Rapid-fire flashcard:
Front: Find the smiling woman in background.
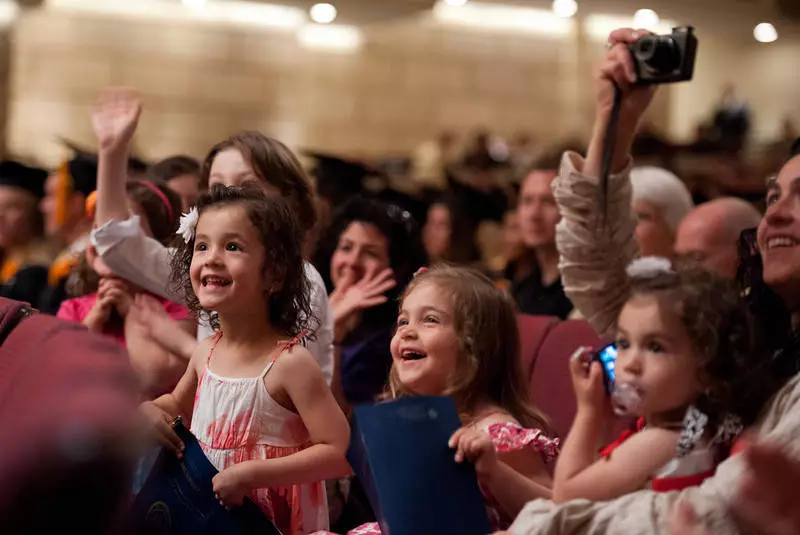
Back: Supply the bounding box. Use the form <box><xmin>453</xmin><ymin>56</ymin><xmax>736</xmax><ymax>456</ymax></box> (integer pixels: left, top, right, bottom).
<box><xmin>314</xmin><ymin>197</ymin><xmax>427</xmax><ymax>410</ymax></box>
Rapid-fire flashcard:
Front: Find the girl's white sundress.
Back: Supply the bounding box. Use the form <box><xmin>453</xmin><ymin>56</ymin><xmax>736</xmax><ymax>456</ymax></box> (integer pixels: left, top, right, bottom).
<box><xmin>191</xmin><ymin>331</ymin><xmax>328</xmax><ymax>534</ymax></box>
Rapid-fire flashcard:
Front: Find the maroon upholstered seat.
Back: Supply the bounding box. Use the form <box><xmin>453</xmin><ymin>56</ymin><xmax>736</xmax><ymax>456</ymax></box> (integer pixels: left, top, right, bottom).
<box><xmin>516</xmin><ymin>314</ymin><xmax>559</xmax><ymax>381</ymax></box>
<box><xmin>0</xmin><ymin>297</ymin><xmax>138</xmax><ymax>532</ymax></box>
<box><xmin>529</xmin><ymin>319</ymin><xmax>603</xmax><ymax>439</ymax></box>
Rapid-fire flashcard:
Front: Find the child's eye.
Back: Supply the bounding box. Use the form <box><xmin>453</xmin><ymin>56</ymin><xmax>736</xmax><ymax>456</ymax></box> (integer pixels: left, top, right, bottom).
<box><xmin>766</xmin><ymin>192</ymin><xmax>780</xmax><ymax>206</ymax></box>
<box><xmin>195</xmin><ymin>242</ymin><xmax>208</xmax><ymax>252</ymax></box>
<box><xmin>424</xmin><ymin>315</ymin><xmax>439</xmax><ymax>324</ymax></box>
<box><xmin>615</xmin><ymin>338</ymin><xmax>629</xmax><ymax>350</ymax></box>
<box><xmin>396</xmin><ymin>318</ymin><xmax>409</xmax><ymax>327</ymax></box>
<box><xmin>226</xmin><ymin>242</ymin><xmax>241</xmax><ymax>252</ymax></box>
<box><xmin>648</xmin><ymin>341</ymin><xmax>664</xmax><ymax>353</ymax></box>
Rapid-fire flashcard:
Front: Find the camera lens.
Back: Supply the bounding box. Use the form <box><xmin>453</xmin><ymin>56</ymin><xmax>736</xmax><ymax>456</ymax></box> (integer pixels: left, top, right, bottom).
<box><xmin>632</xmin><ymin>35</ymin><xmax>681</xmax><ymax>74</ymax></box>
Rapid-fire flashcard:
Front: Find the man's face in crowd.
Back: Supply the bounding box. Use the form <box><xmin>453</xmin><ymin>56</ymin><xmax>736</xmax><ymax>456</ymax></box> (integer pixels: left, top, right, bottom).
<box><xmin>518</xmin><ymin>170</ymin><xmax>560</xmax><ymax>249</ymax></box>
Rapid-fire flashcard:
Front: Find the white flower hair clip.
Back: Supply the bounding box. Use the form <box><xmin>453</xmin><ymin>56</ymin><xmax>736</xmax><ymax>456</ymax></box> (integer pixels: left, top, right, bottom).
<box><xmin>177</xmin><ymin>207</ymin><xmax>199</xmax><ymax>244</ymax></box>
<box><xmin>626</xmin><ymin>256</ymin><xmax>674</xmax><ymax>279</ymax></box>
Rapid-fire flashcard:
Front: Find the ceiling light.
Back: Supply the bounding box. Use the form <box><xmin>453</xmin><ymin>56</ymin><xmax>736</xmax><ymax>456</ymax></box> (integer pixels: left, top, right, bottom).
<box><xmin>298</xmin><ymin>24</ymin><xmax>361</xmax><ymax>51</ymax></box>
<box><xmin>309</xmin><ymin>3</ymin><xmax>337</xmax><ymax>24</ymax></box>
<box><xmin>633</xmin><ymin>9</ymin><xmax>659</xmax><ymax>28</ymax></box>
<box><xmin>433</xmin><ymin>2</ymin><xmax>571</xmax><ymax>36</ymax></box>
<box><xmin>753</xmin><ymin>22</ymin><xmax>778</xmax><ymax>43</ymax></box>
<box><xmin>552</xmin><ymin>0</ymin><xmax>577</xmax><ymax>19</ymax></box>
<box><xmin>182</xmin><ymin>0</ymin><xmax>206</xmax><ymax>6</ymax></box>
<box><xmin>0</xmin><ymin>0</ymin><xmax>17</xmax><ymax>26</ymax></box>
<box><xmin>444</xmin><ymin>0</ymin><xmax>468</xmax><ymax>6</ymax></box>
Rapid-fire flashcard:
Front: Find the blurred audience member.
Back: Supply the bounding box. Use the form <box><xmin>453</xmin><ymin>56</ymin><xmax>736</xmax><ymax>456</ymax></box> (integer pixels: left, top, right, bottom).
<box><xmin>58</xmin><ymin>176</ymin><xmax>191</xmax><ymax>399</ymax></box>
<box><xmin>510</xmin><ymin>161</ymin><xmax>572</xmax><ymax>318</ymax></box>
<box><xmin>462</xmin><ymin>129</ymin><xmax>508</xmax><ymax>172</ymax></box>
<box><xmin>509</xmin><ymin>132</ymin><xmax>540</xmax><ymax>180</ymax></box>
<box><xmin>630</xmin><ymin>166</ymin><xmax>694</xmax><ymax>258</ymax></box>
<box><xmin>674</xmin><ymin>197</ymin><xmax>761</xmax><ymax>279</ymax></box>
<box><xmin>39</xmin><ymin>151</ymin><xmax>98</xmax><ymax>314</ymax></box>
<box><xmin>502</xmin><ymin>210</ymin><xmax>525</xmax><ymax>267</ymax></box>
<box><xmin>779</xmin><ymin>116</ymin><xmax>797</xmax><ymax>144</ymax></box>
<box><xmin>314</xmin><ymin>198</ymin><xmax>427</xmax><ymax>409</ymax></box>
<box><xmin>712</xmin><ymin>84</ymin><xmax>751</xmax><ymax>153</ymax></box>
<box><xmin>410</xmin><ymin>131</ymin><xmax>458</xmax><ymax>192</ymax></box>
<box><xmin>422</xmin><ymin>201</ymin><xmax>452</xmax><ymax>263</ymax></box>
<box><xmin>149</xmin><ymin>155</ymin><xmax>201</xmax><ymax>212</ymax></box>
<box><xmin>0</xmin><ymin>162</ymin><xmax>54</xmax><ymax>306</ymax></box>
<box><xmin>448</xmin><ymin>130</ymin><xmax>510</xmax><ymax>265</ymax></box>
<box><xmin>488</xmin><ymin>210</ymin><xmax>525</xmax><ymax>287</ymax></box>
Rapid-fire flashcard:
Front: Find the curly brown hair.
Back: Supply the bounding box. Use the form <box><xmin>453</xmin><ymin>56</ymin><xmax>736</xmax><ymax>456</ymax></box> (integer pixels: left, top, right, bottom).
<box><xmin>627</xmin><ymin>267</ymin><xmax>776</xmax><ymax>426</ymax></box>
<box><xmin>388</xmin><ymin>264</ymin><xmax>551</xmax><ymax>432</ymax></box>
<box><xmin>199</xmin><ymin>132</ymin><xmax>317</xmax><ymax>239</ymax></box>
<box><xmin>169</xmin><ymin>184</ymin><xmax>314</xmax><ymax>336</ymax></box>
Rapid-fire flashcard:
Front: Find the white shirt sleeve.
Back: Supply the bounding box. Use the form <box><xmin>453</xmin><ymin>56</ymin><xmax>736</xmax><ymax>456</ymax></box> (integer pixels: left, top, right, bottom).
<box><xmin>91</xmin><ymin>216</ymin><xmax>182</xmax><ymax>303</ymax></box>
<box><xmin>303</xmin><ymin>262</ymin><xmax>334</xmax><ymax>385</ymax></box>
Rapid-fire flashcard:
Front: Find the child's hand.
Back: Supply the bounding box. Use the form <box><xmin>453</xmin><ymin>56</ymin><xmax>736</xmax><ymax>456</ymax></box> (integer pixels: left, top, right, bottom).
<box><xmin>140</xmin><ymin>401</ymin><xmax>185</xmax><ymax>457</ymax></box>
<box><xmin>213</xmin><ymin>463</ymin><xmax>253</xmax><ymax>509</ymax></box>
<box><xmin>448</xmin><ymin>427</ymin><xmax>498</xmax><ymax>478</ymax></box>
<box><xmin>127</xmin><ymin>293</ymin><xmax>168</xmax><ymax>335</ymax></box>
<box><xmin>100</xmin><ymin>277</ymin><xmax>134</xmax><ymax>317</ymax></box>
<box><xmin>91</xmin><ymin>87</ymin><xmax>142</xmax><ymax>153</ymax></box>
<box><xmin>569</xmin><ymin>347</ymin><xmax>607</xmax><ymax>414</ymax></box>
<box><xmin>83</xmin><ymin>289</ymin><xmax>115</xmax><ymax>332</ymax></box>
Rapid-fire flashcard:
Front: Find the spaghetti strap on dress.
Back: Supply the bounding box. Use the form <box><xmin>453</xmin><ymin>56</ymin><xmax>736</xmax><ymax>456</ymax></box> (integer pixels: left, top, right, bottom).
<box><xmin>191</xmin><ymin>331</ymin><xmax>327</xmax><ymax>534</ymax></box>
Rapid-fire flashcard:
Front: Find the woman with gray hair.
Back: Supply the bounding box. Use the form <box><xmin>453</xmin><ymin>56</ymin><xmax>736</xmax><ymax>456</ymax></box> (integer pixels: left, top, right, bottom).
<box><xmin>630</xmin><ymin>166</ymin><xmax>694</xmax><ymax>257</ymax></box>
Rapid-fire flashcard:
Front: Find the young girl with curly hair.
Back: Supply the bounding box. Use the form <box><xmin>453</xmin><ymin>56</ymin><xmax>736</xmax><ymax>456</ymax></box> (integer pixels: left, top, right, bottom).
<box><xmin>552</xmin><ymin>257</ymin><xmax>774</xmax><ymax>503</ymax></box>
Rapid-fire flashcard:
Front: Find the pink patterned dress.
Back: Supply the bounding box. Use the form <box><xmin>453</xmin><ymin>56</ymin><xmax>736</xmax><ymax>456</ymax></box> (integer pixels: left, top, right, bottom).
<box><xmin>316</xmin><ymin>419</ymin><xmax>559</xmax><ymax>535</ymax></box>
<box><xmin>191</xmin><ymin>332</ymin><xmax>328</xmax><ymax>534</ymax></box>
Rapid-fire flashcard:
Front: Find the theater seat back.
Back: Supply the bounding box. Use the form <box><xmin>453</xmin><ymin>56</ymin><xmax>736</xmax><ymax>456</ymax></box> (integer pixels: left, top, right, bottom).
<box><xmin>516</xmin><ymin>314</ymin><xmax>559</xmax><ymax>381</ymax></box>
<box><xmin>530</xmin><ymin>320</ymin><xmax>603</xmax><ymax>439</ymax></box>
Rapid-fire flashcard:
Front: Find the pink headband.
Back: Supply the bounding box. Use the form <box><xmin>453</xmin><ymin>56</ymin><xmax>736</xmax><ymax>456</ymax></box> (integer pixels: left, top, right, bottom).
<box><xmin>136</xmin><ymin>180</ymin><xmax>174</xmax><ymax>222</ymax></box>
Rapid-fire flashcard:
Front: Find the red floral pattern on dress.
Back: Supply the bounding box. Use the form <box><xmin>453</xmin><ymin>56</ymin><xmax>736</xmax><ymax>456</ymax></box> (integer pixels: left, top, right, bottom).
<box><xmin>486</xmin><ymin>422</ymin><xmax>560</xmax><ymax>462</ymax></box>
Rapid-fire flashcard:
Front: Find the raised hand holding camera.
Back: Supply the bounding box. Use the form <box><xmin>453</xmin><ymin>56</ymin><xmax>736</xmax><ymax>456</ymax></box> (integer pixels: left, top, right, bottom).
<box><xmin>629</xmin><ymin>27</ymin><xmax>698</xmax><ymax>85</ymax></box>
<box><xmin>587</xmin><ymin>27</ymin><xmax>698</xmax><ymax>224</ymax></box>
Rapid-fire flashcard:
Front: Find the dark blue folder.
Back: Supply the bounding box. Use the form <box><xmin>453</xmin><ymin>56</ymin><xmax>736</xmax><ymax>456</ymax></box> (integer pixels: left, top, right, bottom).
<box><xmin>348</xmin><ymin>397</ymin><xmax>491</xmax><ymax>535</ymax></box>
<box><xmin>129</xmin><ymin>418</ymin><xmax>281</xmax><ymax>535</ymax></box>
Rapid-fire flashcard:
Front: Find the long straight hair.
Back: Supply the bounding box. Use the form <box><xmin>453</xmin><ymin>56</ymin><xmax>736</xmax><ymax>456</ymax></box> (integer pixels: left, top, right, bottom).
<box><xmin>388</xmin><ymin>264</ymin><xmax>551</xmax><ymax>431</ymax></box>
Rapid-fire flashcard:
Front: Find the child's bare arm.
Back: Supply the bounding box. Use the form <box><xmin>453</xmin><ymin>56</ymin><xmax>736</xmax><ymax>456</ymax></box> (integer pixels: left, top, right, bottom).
<box><xmin>91</xmin><ymin>88</ymin><xmax>141</xmax><ymax>226</ymax></box>
<box><xmin>140</xmin><ymin>339</ymin><xmax>208</xmax><ymax>455</ymax></box>
<box><xmin>553</xmin><ymin>425</ymin><xmax>679</xmax><ymax>503</ymax></box>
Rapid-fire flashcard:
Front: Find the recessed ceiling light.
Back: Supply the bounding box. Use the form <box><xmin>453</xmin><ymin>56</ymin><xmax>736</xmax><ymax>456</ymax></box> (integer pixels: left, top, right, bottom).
<box><xmin>310</xmin><ymin>3</ymin><xmax>337</xmax><ymax>24</ymax></box>
<box><xmin>552</xmin><ymin>0</ymin><xmax>577</xmax><ymax>19</ymax></box>
<box><xmin>753</xmin><ymin>22</ymin><xmax>778</xmax><ymax>43</ymax></box>
<box><xmin>182</xmin><ymin>0</ymin><xmax>206</xmax><ymax>7</ymax></box>
<box><xmin>444</xmin><ymin>0</ymin><xmax>468</xmax><ymax>6</ymax></box>
<box><xmin>633</xmin><ymin>9</ymin><xmax>659</xmax><ymax>28</ymax></box>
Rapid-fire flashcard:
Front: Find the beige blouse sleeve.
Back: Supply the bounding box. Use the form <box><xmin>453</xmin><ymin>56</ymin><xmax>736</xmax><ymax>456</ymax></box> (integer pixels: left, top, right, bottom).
<box><xmin>553</xmin><ymin>152</ymin><xmax>639</xmax><ymax>339</ymax></box>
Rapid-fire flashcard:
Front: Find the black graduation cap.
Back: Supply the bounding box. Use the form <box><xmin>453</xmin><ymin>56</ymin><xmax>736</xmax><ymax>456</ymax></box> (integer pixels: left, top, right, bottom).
<box><xmin>304</xmin><ymin>151</ymin><xmax>375</xmax><ymax>203</ymax></box>
<box><xmin>0</xmin><ymin>161</ymin><xmax>48</xmax><ymax>199</ymax></box>
<box><xmin>59</xmin><ymin>140</ymin><xmax>99</xmax><ymax>197</ymax></box>
<box><xmin>58</xmin><ymin>139</ymin><xmax>150</xmax><ymax>196</ymax></box>
<box><xmin>304</xmin><ymin>150</ymin><xmax>432</xmax><ymax>225</ymax></box>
